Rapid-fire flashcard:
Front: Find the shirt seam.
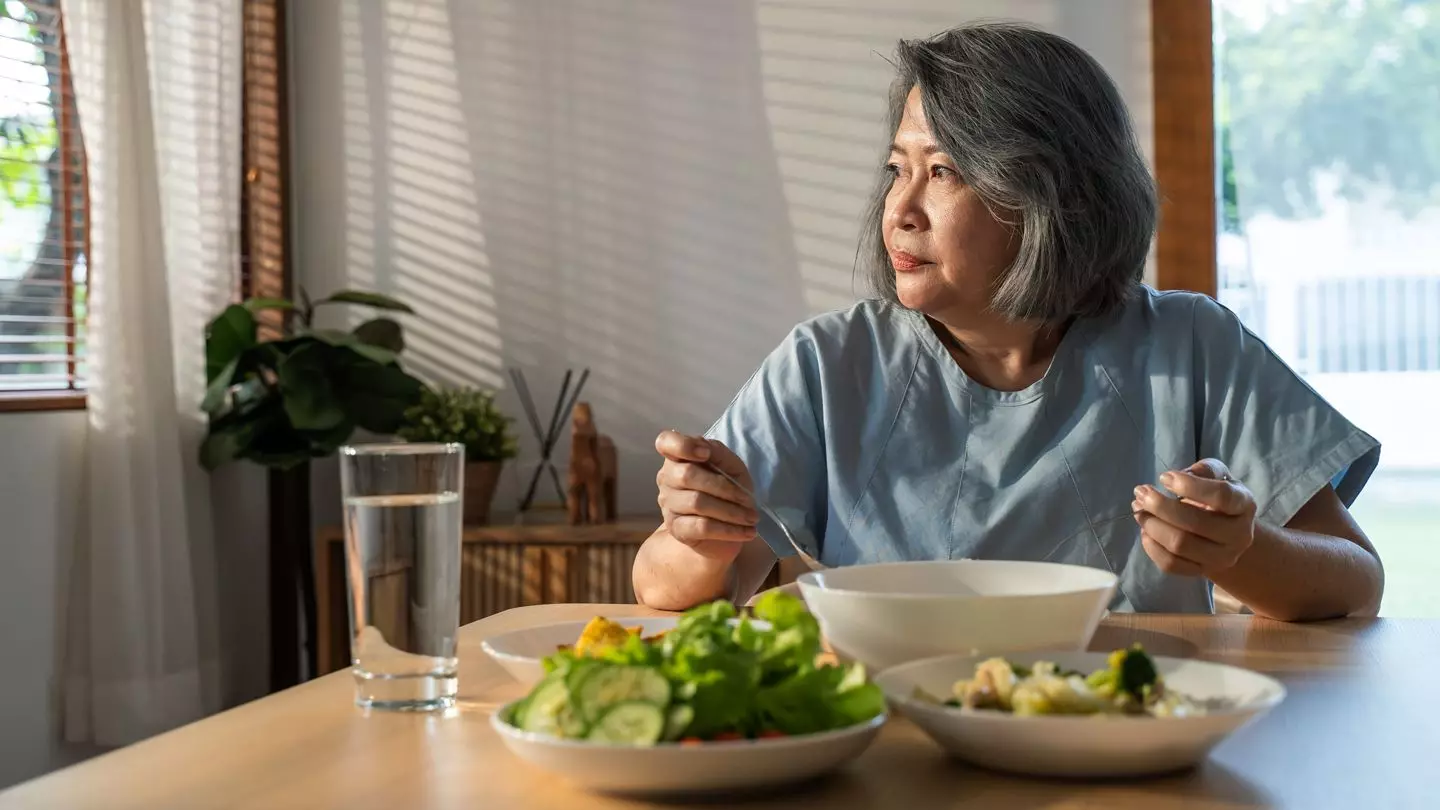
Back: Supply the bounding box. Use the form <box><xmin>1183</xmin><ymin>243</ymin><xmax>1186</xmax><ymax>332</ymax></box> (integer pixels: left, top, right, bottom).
<box><xmin>844</xmin><ymin>344</ymin><xmax>922</xmax><ymax>530</ymax></box>
<box><xmin>1095</xmin><ymin>358</ymin><xmax>1190</xmax><ymax>474</ymax></box>
<box><xmin>1058</xmin><ymin>439</ymin><xmax>1133</xmax><ymax>608</ymax></box>
<box><xmin>945</xmin><ymin>388</ymin><xmax>974</xmax><ymax>560</ymax></box>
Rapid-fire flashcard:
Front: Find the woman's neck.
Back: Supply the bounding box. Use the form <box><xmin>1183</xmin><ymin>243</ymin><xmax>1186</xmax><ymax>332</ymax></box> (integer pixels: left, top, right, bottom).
<box><xmin>927</xmin><ymin>311</ymin><xmax>1069</xmax><ymax>392</ymax></box>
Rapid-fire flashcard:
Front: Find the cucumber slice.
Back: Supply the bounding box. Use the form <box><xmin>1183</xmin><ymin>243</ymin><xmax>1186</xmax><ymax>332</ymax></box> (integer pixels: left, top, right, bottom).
<box><xmin>573</xmin><ymin>665</ymin><xmax>671</xmax><ymax>721</ymax></box>
<box><xmin>519</xmin><ymin>676</ymin><xmax>569</xmax><ymax>736</ymax></box>
<box><xmin>557</xmin><ymin>703</ymin><xmax>589</xmax><ymax>739</ymax></box>
<box><xmin>585</xmin><ymin>701</ymin><xmax>665</xmax><ymax>745</ymax></box>
<box><xmin>662</xmin><ymin>704</ymin><xmax>694</xmax><ymax>742</ymax></box>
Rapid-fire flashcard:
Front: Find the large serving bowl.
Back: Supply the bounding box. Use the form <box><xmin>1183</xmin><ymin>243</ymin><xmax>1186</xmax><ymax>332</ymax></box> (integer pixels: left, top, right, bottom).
<box><xmin>797</xmin><ymin>560</ymin><xmax>1117</xmax><ymax>670</ymax></box>
<box><xmin>874</xmin><ymin>651</ymin><xmax>1285</xmax><ymax>777</ymax></box>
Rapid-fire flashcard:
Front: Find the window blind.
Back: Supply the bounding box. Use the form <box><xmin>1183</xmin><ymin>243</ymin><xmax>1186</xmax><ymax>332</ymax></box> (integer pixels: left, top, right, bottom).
<box><xmin>0</xmin><ymin>0</ymin><xmax>87</xmax><ymax>395</ymax></box>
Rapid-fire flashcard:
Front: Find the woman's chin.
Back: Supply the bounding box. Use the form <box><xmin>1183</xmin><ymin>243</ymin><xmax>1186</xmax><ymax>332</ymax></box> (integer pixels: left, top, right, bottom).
<box><xmin>895</xmin><ymin>276</ymin><xmax>947</xmax><ymax>314</ymax></box>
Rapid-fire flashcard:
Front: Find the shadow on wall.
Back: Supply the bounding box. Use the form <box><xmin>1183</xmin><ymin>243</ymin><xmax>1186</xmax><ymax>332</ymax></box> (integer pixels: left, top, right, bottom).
<box><xmin>336</xmin><ymin>0</ymin><xmax>812</xmax><ymax>514</ymax></box>
<box><xmin>310</xmin><ymin>0</ymin><xmax>1154</xmax><ymax>517</ymax></box>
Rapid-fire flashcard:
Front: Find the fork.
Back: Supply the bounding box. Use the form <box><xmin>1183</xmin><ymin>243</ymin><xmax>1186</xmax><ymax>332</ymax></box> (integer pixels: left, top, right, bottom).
<box><xmin>704</xmin><ymin>463</ymin><xmax>827</xmax><ymax>572</ymax></box>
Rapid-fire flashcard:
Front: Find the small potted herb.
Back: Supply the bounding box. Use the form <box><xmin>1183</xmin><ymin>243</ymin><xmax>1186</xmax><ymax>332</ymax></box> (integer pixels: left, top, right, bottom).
<box><xmin>398</xmin><ymin>386</ymin><xmax>518</xmax><ymax>524</ymax></box>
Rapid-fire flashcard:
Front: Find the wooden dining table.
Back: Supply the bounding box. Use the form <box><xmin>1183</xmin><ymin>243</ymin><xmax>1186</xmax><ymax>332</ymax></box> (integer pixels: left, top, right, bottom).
<box><xmin>1</xmin><ymin>605</ymin><xmax>1436</xmax><ymax>809</ymax></box>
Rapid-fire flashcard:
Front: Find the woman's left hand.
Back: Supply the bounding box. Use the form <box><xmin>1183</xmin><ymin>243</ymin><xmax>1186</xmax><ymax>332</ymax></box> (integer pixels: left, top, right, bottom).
<box><xmin>1133</xmin><ymin>459</ymin><xmax>1257</xmax><ymax>577</ymax></box>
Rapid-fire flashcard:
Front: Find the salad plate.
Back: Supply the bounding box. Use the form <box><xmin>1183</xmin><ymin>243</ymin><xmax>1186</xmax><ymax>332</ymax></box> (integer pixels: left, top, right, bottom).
<box><xmin>874</xmin><ymin>648</ymin><xmax>1285</xmax><ymax>778</ymax></box>
<box><xmin>483</xmin><ymin>617</ymin><xmax>681</xmax><ymax>687</ymax></box>
<box><xmin>491</xmin><ymin>711</ymin><xmax>884</xmax><ymax>795</ymax></box>
<box><xmin>490</xmin><ymin>592</ymin><xmax>888</xmax><ymax>795</ymax></box>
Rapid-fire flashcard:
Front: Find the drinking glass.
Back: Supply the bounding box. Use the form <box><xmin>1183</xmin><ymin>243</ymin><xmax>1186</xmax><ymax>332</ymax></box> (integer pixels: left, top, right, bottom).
<box><xmin>340</xmin><ymin>442</ymin><xmax>464</xmax><ymax>711</ymax></box>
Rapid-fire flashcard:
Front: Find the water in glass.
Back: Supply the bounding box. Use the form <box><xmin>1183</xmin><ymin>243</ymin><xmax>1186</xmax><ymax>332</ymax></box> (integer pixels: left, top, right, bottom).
<box><xmin>343</xmin><ymin>488</ymin><xmax>462</xmax><ymax>711</ymax></box>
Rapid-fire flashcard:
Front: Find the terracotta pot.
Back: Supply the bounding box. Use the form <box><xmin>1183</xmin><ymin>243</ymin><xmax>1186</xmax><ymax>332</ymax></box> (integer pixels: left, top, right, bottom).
<box><xmin>463</xmin><ymin>460</ymin><xmax>504</xmax><ymax>525</ymax></box>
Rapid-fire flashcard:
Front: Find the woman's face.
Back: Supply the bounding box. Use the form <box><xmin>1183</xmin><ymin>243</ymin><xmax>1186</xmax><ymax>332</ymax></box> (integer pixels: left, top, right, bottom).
<box><xmin>883</xmin><ymin>86</ymin><xmax>1019</xmax><ymax>319</ymax></box>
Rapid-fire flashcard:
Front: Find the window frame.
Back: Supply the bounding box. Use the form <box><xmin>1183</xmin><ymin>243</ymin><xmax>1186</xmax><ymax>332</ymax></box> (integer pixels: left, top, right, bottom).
<box><xmin>1150</xmin><ymin>0</ymin><xmax>1218</xmax><ymax>296</ymax></box>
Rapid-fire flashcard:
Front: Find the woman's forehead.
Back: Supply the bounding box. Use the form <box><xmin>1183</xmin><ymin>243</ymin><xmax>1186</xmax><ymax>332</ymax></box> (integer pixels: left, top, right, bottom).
<box><xmin>894</xmin><ymin>87</ymin><xmax>935</xmax><ymax>148</ymax></box>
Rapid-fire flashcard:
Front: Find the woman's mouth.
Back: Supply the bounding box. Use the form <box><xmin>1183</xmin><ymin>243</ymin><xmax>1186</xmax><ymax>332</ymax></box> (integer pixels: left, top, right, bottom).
<box><xmin>890</xmin><ymin>250</ymin><xmax>930</xmax><ymax>272</ymax></box>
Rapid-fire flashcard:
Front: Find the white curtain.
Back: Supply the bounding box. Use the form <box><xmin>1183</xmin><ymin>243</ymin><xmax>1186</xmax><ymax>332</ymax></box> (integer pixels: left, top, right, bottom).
<box><xmin>59</xmin><ymin>0</ymin><xmax>241</xmax><ymax>745</ymax></box>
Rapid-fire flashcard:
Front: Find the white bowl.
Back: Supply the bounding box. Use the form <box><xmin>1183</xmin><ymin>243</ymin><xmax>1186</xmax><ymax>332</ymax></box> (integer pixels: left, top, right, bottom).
<box><xmin>481</xmin><ymin>618</ymin><xmax>681</xmax><ymax>687</ymax></box>
<box><xmin>491</xmin><ymin>707</ymin><xmax>885</xmax><ymax>795</ymax></box>
<box><xmin>874</xmin><ymin>651</ymin><xmax>1285</xmax><ymax>777</ymax></box>
<box><xmin>797</xmin><ymin>561</ymin><xmax>1117</xmax><ymax>671</ymax></box>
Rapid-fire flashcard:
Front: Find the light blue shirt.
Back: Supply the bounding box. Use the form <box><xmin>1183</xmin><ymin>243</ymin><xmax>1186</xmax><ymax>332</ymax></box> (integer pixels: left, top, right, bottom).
<box><xmin>706</xmin><ymin>287</ymin><xmax>1381</xmax><ymax>613</ymax></box>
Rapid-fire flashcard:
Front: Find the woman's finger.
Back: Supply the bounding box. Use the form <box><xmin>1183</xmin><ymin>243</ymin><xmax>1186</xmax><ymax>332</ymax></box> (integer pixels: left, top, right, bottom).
<box><xmin>658</xmin><ymin>460</ymin><xmax>752</xmax><ymax>506</ymax></box>
<box><xmin>1135</xmin><ymin>485</ymin><xmax>1234</xmax><ymax>541</ymax></box>
<box><xmin>660</xmin><ymin>488</ymin><xmax>759</xmax><ymax>528</ymax></box>
<box><xmin>1140</xmin><ymin>532</ymin><xmax>1204</xmax><ymax>577</ymax></box>
<box><xmin>1135</xmin><ymin>509</ymin><xmax>1232</xmax><ymax>568</ymax></box>
<box><xmin>1160</xmin><ymin>469</ymin><xmax>1252</xmax><ymax>517</ymax></box>
<box><xmin>655</xmin><ymin>429</ymin><xmax>713</xmax><ymax>463</ymax></box>
<box><xmin>1187</xmin><ymin>458</ymin><xmax>1233</xmax><ymax>481</ymax></box>
<box><xmin>703</xmin><ymin>438</ymin><xmax>752</xmax><ymax>481</ymax></box>
<box><xmin>667</xmin><ymin>514</ymin><xmax>758</xmax><ymax>544</ymax></box>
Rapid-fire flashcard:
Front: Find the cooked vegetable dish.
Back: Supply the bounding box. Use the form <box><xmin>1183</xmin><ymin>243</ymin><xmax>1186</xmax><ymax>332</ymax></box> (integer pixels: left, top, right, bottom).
<box><xmin>501</xmin><ymin>592</ymin><xmax>885</xmax><ymax>745</ymax></box>
<box><xmin>922</xmin><ymin>646</ymin><xmax>1203</xmax><ymax>718</ymax></box>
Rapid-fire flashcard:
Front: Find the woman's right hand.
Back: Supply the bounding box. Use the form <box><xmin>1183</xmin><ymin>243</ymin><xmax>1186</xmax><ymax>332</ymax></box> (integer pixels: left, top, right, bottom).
<box><xmin>654</xmin><ymin>429</ymin><xmax>761</xmax><ymax>563</ymax></box>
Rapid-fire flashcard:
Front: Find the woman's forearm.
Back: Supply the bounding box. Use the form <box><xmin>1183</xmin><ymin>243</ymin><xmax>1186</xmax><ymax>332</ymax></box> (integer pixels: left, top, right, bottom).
<box><xmin>1210</xmin><ymin>521</ymin><xmax>1383</xmax><ymax>622</ymax></box>
<box><xmin>633</xmin><ymin>528</ymin><xmax>735</xmax><ymax>611</ymax></box>
<box><xmin>634</xmin><ymin>528</ymin><xmax>780</xmax><ymax>611</ymax></box>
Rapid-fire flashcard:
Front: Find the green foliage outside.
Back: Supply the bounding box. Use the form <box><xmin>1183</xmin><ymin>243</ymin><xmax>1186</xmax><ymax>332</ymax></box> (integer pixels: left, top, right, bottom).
<box><xmin>1218</xmin><ymin>0</ymin><xmax>1440</xmax><ymax>229</ymax></box>
<box><xmin>0</xmin><ymin>1</ymin><xmax>56</xmax><ymax>226</ymax></box>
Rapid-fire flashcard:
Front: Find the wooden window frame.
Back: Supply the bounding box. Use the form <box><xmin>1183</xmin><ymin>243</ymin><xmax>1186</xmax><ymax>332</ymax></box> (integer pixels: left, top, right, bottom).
<box><xmin>1151</xmin><ymin>0</ymin><xmax>1217</xmax><ymax>296</ymax></box>
<box><xmin>0</xmin><ymin>0</ymin><xmax>88</xmax><ymax>413</ymax></box>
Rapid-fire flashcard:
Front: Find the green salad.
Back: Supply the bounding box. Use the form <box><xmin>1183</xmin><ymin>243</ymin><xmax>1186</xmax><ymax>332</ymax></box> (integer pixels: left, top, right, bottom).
<box><xmin>500</xmin><ymin>591</ymin><xmax>885</xmax><ymax>745</ymax></box>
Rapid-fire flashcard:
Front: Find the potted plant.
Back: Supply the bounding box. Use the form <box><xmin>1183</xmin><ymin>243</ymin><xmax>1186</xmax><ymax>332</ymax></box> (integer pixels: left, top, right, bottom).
<box><xmin>397</xmin><ymin>387</ymin><xmax>518</xmax><ymax>525</ymax></box>
<box><xmin>199</xmin><ymin>287</ymin><xmax>427</xmax><ymax>688</ymax></box>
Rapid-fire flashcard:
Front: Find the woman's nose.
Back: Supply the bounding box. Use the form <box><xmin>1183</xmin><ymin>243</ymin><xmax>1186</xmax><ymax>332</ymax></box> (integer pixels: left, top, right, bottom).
<box><xmin>886</xmin><ymin>182</ymin><xmax>927</xmax><ymax>232</ymax></box>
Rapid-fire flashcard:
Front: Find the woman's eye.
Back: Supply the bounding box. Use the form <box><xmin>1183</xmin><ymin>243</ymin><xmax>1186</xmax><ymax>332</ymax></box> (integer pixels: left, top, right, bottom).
<box><xmin>930</xmin><ymin>165</ymin><xmax>957</xmax><ymax>180</ymax></box>
<box><xmin>883</xmin><ymin>163</ymin><xmax>902</xmax><ymax>176</ymax></box>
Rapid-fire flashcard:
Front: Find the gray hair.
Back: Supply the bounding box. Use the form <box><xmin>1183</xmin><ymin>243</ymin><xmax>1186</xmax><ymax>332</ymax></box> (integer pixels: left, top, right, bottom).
<box><xmin>859</xmin><ymin>22</ymin><xmax>1157</xmax><ymax>321</ymax></box>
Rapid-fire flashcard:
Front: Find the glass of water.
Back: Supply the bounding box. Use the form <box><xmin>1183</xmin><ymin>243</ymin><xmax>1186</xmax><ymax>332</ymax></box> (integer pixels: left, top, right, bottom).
<box><xmin>340</xmin><ymin>442</ymin><xmax>464</xmax><ymax>711</ymax></box>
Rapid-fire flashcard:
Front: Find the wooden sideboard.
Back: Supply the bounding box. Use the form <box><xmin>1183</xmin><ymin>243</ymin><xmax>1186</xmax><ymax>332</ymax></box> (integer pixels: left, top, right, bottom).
<box><xmin>313</xmin><ymin>516</ymin><xmax>789</xmax><ymax>675</ymax></box>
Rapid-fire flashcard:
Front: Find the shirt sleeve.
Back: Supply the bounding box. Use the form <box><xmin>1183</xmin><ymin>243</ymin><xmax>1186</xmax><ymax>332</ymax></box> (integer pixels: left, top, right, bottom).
<box><xmin>704</xmin><ymin>326</ymin><xmax>829</xmax><ymax>561</ymax></box>
<box><xmin>1191</xmin><ymin>295</ymin><xmax>1381</xmax><ymax>526</ymax></box>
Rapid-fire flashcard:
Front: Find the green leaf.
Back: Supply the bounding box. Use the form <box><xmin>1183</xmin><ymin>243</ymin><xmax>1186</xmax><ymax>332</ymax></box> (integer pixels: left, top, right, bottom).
<box><xmin>315</xmin><ymin>289</ymin><xmax>415</xmax><ymax>314</ymax></box>
<box><xmin>301</xmin><ymin>417</ymin><xmax>357</xmax><ymax>456</ymax></box>
<box><xmin>303</xmin><ymin>328</ymin><xmax>396</xmax><ymax>365</ymax></box>
<box><xmin>199</xmin><ymin>420</ymin><xmax>251</xmax><ymax>470</ymax></box>
<box><xmin>239</xmin><ymin>401</ymin><xmax>313</xmax><ymax>469</ymax></box>
<box><xmin>242</xmin><ymin>297</ymin><xmax>296</xmax><ymax>314</ymax></box>
<box><xmin>336</xmin><ymin>357</ymin><xmax>425</xmax><ymax>433</ymax></box>
<box><xmin>353</xmin><ymin>317</ymin><xmax>404</xmax><ymax>353</ymax></box>
<box><xmin>205</xmin><ymin>305</ymin><xmax>257</xmax><ymax>382</ymax></box>
<box><xmin>277</xmin><ymin>343</ymin><xmax>346</xmax><ymax>431</ymax></box>
<box><xmin>347</xmin><ymin>342</ymin><xmax>398</xmax><ymax>366</ymax></box>
<box><xmin>308</xmin><ymin>328</ymin><xmax>357</xmax><ymax>346</ymax></box>
<box><xmin>200</xmin><ymin>358</ymin><xmax>240</xmax><ymax>414</ymax></box>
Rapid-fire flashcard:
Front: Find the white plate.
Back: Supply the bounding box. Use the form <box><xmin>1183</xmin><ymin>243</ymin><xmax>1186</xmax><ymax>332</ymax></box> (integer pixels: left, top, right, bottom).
<box><xmin>491</xmin><ymin>708</ymin><xmax>886</xmax><ymax>796</ymax></box>
<box><xmin>874</xmin><ymin>651</ymin><xmax>1284</xmax><ymax>778</ymax></box>
<box><xmin>481</xmin><ymin>618</ymin><xmax>680</xmax><ymax>687</ymax></box>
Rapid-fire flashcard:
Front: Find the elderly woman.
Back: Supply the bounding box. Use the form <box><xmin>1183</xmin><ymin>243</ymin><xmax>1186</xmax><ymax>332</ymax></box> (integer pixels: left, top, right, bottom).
<box><xmin>632</xmin><ymin>22</ymin><xmax>1382</xmax><ymax>620</ymax></box>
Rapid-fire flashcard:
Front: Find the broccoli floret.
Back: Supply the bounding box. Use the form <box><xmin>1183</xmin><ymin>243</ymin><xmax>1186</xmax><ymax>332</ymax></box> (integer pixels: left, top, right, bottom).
<box><xmin>1111</xmin><ymin>645</ymin><xmax>1159</xmax><ymax>699</ymax></box>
